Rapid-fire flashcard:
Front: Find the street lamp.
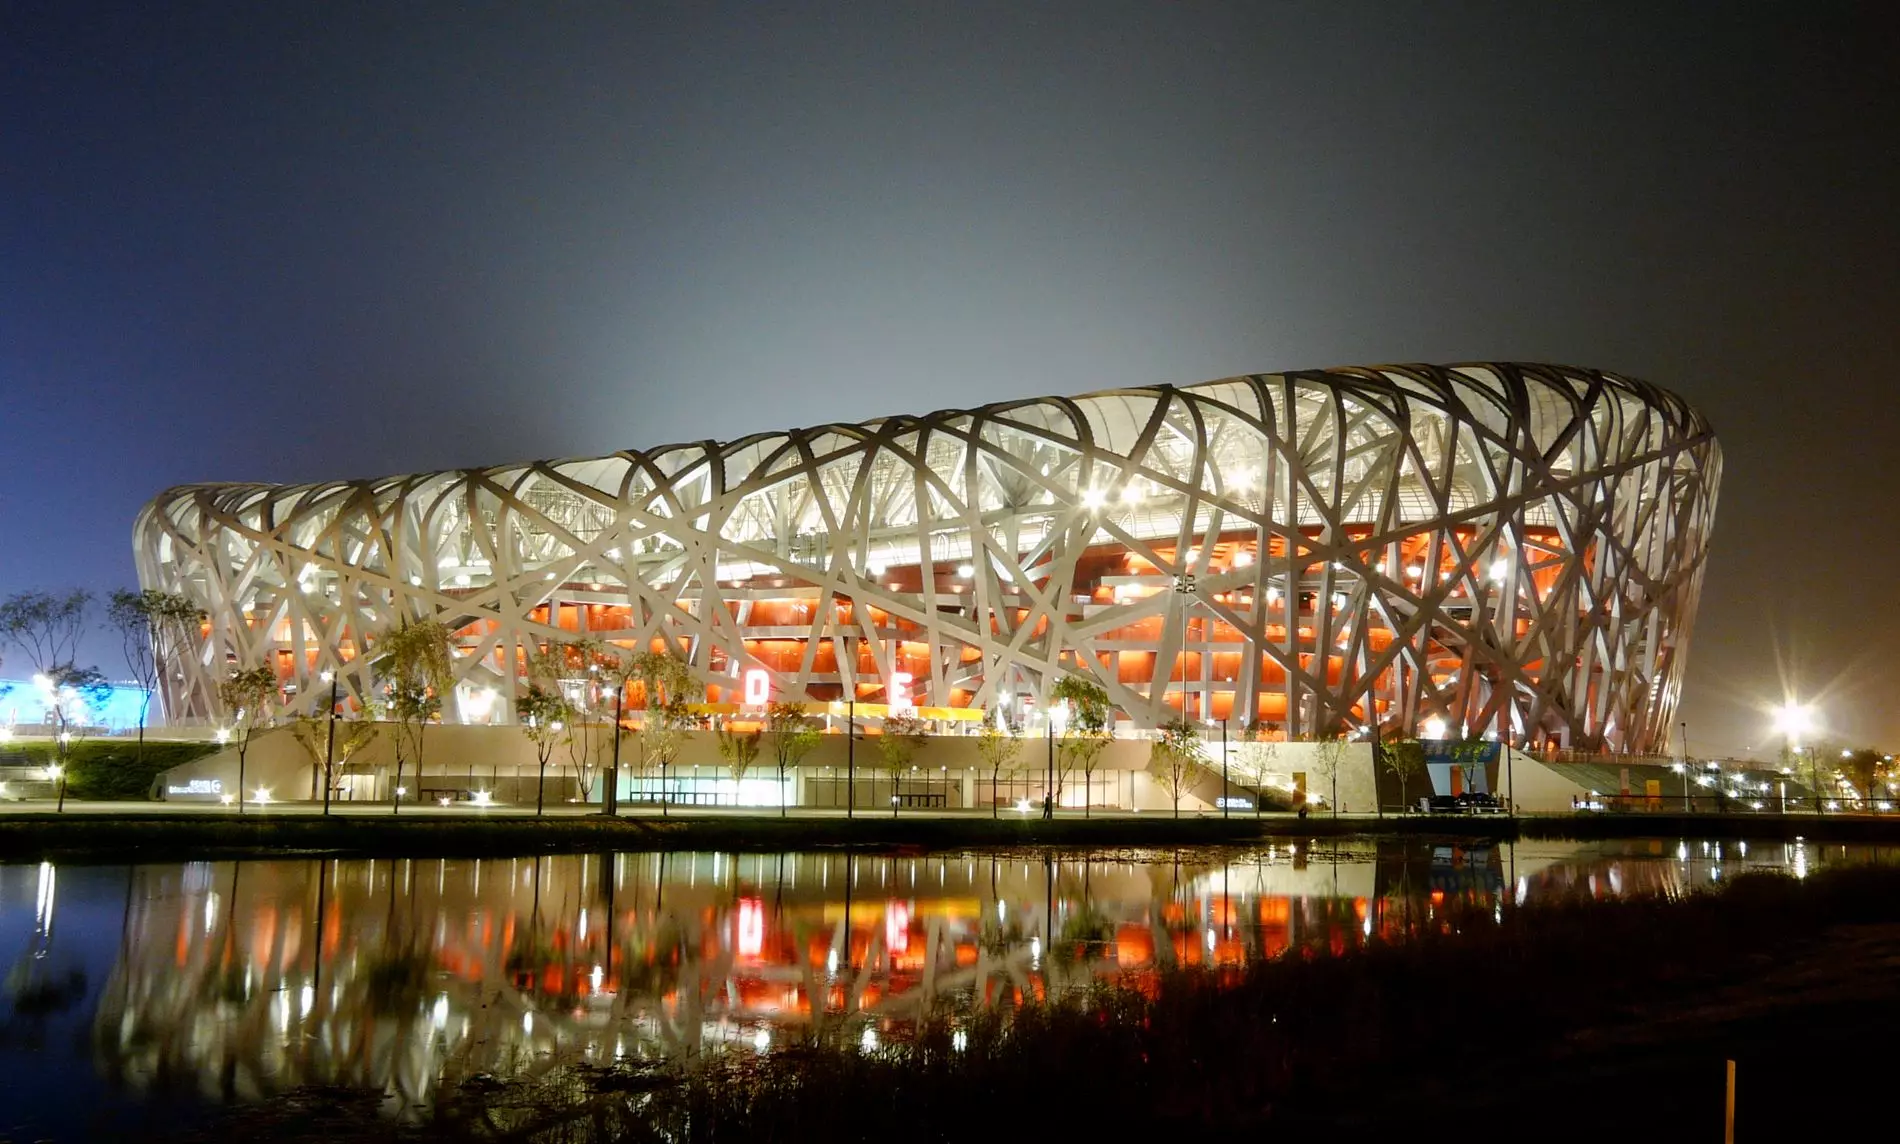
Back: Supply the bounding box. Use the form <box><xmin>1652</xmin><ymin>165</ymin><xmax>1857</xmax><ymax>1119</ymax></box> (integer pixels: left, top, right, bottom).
<box><xmin>1772</xmin><ymin>701</ymin><xmax>1820</xmax><ymax>815</ymax></box>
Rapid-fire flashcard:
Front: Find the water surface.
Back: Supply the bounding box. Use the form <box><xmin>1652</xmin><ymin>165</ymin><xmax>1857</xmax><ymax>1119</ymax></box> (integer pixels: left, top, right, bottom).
<box><xmin>0</xmin><ymin>837</ymin><xmax>1889</xmax><ymax>1139</ymax></box>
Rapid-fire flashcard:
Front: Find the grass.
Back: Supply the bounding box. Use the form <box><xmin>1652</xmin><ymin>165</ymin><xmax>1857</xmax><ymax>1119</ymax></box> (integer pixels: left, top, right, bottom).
<box><xmin>4</xmin><ymin>739</ymin><xmax>218</xmax><ymax>800</ymax></box>
<box><xmin>157</xmin><ymin>862</ymin><xmax>1900</xmax><ymax>1142</ymax></box>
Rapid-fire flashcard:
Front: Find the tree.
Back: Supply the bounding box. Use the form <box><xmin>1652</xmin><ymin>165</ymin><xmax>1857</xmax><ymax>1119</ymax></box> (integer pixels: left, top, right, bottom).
<box><xmin>632</xmin><ymin>647</ymin><xmax>697</xmax><ymax>814</ymax></box>
<box><xmin>217</xmin><ymin>665</ymin><xmax>279</xmax><ymax>813</ymax></box>
<box><xmin>1052</xmin><ymin>676</ymin><xmax>1113</xmax><ymax>816</ymax></box>
<box><xmin>715</xmin><ymin>719</ymin><xmax>765</xmax><ymax>801</ymax></box>
<box><xmin>1149</xmin><ymin>717</ymin><xmax>1203</xmax><ymax>818</ymax></box>
<box><xmin>977</xmin><ymin>706</ymin><xmax>1024</xmax><ymax>818</ymax></box>
<box><xmin>1312</xmin><ymin>737</ymin><xmax>1346</xmax><ymax>817</ymax></box>
<box><xmin>0</xmin><ymin>590</ymin><xmax>91</xmax><ymax>677</ymax></box>
<box><xmin>106</xmin><ymin>589</ymin><xmax>204</xmax><ymax>768</ymax></box>
<box><xmin>515</xmin><ymin>684</ymin><xmax>568</xmax><ymax>814</ymax></box>
<box><xmin>876</xmin><ymin>712</ymin><xmax>929</xmax><ymax>815</ymax></box>
<box><xmin>765</xmin><ymin>701</ymin><xmax>821</xmax><ymax>817</ymax></box>
<box><xmin>38</xmin><ymin>666</ymin><xmax>114</xmax><ymax>811</ymax></box>
<box><xmin>290</xmin><ymin>708</ymin><xmax>379</xmax><ymax>803</ymax></box>
<box><xmin>542</xmin><ymin>639</ymin><xmax>612</xmax><ymax>803</ymax></box>
<box><xmin>1838</xmin><ymin>748</ymin><xmax>1888</xmax><ymax>808</ymax></box>
<box><xmin>1234</xmin><ymin>722</ymin><xmax>1281</xmax><ymax>817</ymax></box>
<box><xmin>0</xmin><ymin>591</ymin><xmax>112</xmax><ymax>813</ymax></box>
<box><xmin>1382</xmin><ymin>738</ymin><xmax>1427</xmax><ymax>813</ymax></box>
<box><xmin>371</xmin><ymin>619</ymin><xmax>454</xmax><ymax>813</ymax></box>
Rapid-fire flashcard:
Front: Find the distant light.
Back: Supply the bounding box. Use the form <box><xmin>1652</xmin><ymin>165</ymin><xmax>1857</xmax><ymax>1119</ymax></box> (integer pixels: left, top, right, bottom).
<box><xmin>1232</xmin><ymin>549</ymin><xmax>1253</xmax><ymax>568</ymax></box>
<box><xmin>1406</xmin><ymin>565</ymin><xmax>1424</xmax><ymax>579</ymax></box>
<box><xmin>1422</xmin><ymin>716</ymin><xmax>1448</xmax><ymax>740</ymax></box>
<box><xmin>753</xmin><ymin>1028</ymin><xmax>770</xmax><ymax>1053</ymax></box>
<box><xmin>866</xmin><ymin>560</ymin><xmax>885</xmax><ymax>577</ymax></box>
<box><xmin>956</xmin><ymin>563</ymin><xmax>975</xmax><ymax>578</ymax></box>
<box><xmin>220</xmin><ymin>793</ymin><xmax>235</xmax><ymax>805</ymax></box>
<box><xmin>1081</xmin><ymin>488</ymin><xmax>1106</xmax><ymax>509</ymax></box>
<box><xmin>1489</xmin><ymin>560</ymin><xmax>1509</xmax><ymax>583</ymax></box>
<box><xmin>215</xmin><ymin>728</ymin><xmax>231</xmax><ymax>743</ymax></box>
<box><xmin>1771</xmin><ymin>701</ymin><xmax>1815</xmax><ymax>741</ymax></box>
<box><xmin>438</xmin><ymin>796</ymin><xmax>452</xmax><ymax>807</ymax></box>
<box><xmin>1120</xmin><ymin>483</ymin><xmax>1142</xmax><ymax>505</ymax></box>
<box><xmin>395</xmin><ymin>786</ymin><xmax>408</xmax><ymax>796</ymax></box>
<box><xmin>253</xmin><ymin>788</ymin><xmax>271</xmax><ymax>805</ymax></box>
<box><xmin>453</xmin><ymin>573</ymin><xmax>471</xmax><ymax>586</ymax></box>
<box><xmin>473</xmin><ymin>790</ymin><xmax>493</xmax><ymax>807</ymax></box>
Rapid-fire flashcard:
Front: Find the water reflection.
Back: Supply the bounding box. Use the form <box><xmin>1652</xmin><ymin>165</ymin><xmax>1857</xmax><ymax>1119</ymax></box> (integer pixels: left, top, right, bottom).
<box><xmin>3</xmin><ymin>837</ymin><xmax>1893</xmax><ymax>1125</ymax></box>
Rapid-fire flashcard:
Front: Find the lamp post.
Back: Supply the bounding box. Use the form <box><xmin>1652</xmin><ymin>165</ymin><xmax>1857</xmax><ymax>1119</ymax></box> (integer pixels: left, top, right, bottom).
<box><xmin>1221</xmin><ymin>717</ymin><xmax>1230</xmax><ymax>819</ymax></box>
<box><xmin>605</xmin><ymin>679</ymin><xmax>623</xmax><ymax>817</ymax></box>
<box><xmin>321</xmin><ymin>670</ymin><xmax>338</xmax><ymax>817</ymax></box>
<box><xmin>1045</xmin><ymin>700</ymin><xmax>1069</xmax><ymax>821</ymax></box>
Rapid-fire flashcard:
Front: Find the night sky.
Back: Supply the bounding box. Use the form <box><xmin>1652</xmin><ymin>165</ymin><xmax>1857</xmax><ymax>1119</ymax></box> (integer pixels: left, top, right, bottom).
<box><xmin>3</xmin><ymin>2</ymin><xmax>1896</xmax><ymax>757</ymax></box>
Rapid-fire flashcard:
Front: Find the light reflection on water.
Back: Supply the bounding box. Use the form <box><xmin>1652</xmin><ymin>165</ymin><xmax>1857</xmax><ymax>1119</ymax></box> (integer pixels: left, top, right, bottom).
<box><xmin>0</xmin><ymin>836</ymin><xmax>1893</xmax><ymax>1128</ymax></box>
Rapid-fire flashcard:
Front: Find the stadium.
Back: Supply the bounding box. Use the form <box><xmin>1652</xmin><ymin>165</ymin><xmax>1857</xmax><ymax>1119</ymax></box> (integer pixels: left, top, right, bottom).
<box><xmin>135</xmin><ymin>363</ymin><xmax>1719</xmax><ymax>807</ymax></box>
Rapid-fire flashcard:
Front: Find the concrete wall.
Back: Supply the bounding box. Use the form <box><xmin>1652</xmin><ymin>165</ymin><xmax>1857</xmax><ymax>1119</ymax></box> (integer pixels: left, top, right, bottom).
<box><xmin>157</xmin><ymin>724</ymin><xmax>1344</xmax><ymax>809</ymax></box>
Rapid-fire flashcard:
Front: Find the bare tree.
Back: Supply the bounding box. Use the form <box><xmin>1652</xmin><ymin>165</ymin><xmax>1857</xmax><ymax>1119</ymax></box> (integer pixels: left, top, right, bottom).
<box><xmin>106</xmin><ymin>589</ymin><xmax>204</xmax><ymax>767</ymax></box>
<box><xmin>1</xmin><ymin>592</ymin><xmax>112</xmax><ymax>812</ymax></box>
<box><xmin>0</xmin><ymin>590</ymin><xmax>91</xmax><ymax>676</ymax></box>
<box><xmin>715</xmin><ymin>719</ymin><xmax>765</xmax><ymax>803</ymax></box>
<box><xmin>544</xmin><ymin>639</ymin><xmax>613</xmax><ymax>803</ymax></box>
<box><xmin>765</xmin><ymin>701</ymin><xmax>820</xmax><ymax>817</ymax></box>
<box><xmin>1149</xmin><ymin>717</ymin><xmax>1203</xmax><ymax>818</ymax></box>
<box><xmin>1313</xmin><ymin>737</ymin><xmax>1346</xmax><ymax>817</ymax></box>
<box><xmin>876</xmin><ymin>713</ymin><xmax>928</xmax><ymax>815</ymax></box>
<box><xmin>1382</xmin><ymin>738</ymin><xmax>1427</xmax><ymax>813</ymax></box>
<box><xmin>515</xmin><ymin>684</ymin><xmax>568</xmax><ymax>814</ymax></box>
<box><xmin>1234</xmin><ymin>722</ymin><xmax>1281</xmax><ymax>816</ymax></box>
<box><xmin>290</xmin><ymin>709</ymin><xmax>378</xmax><ymax>803</ymax></box>
<box><xmin>38</xmin><ymin>666</ymin><xmax>113</xmax><ymax>811</ymax></box>
<box><xmin>217</xmin><ymin>665</ymin><xmax>279</xmax><ymax>813</ymax></box>
<box><xmin>977</xmin><ymin>706</ymin><xmax>1024</xmax><ymax>818</ymax></box>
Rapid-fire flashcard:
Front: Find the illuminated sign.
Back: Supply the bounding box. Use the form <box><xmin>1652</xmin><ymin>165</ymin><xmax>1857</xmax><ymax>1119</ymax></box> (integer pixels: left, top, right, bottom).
<box><xmin>166</xmin><ymin>778</ymin><xmax>224</xmax><ymax>796</ymax></box>
<box><xmin>889</xmin><ymin>672</ymin><xmax>914</xmax><ymax>713</ymax></box>
<box><xmin>1216</xmin><ymin>796</ymin><xmax>1253</xmax><ymax>810</ymax></box>
<box><xmin>742</xmin><ymin>668</ymin><xmax>771</xmax><ymax>707</ymax></box>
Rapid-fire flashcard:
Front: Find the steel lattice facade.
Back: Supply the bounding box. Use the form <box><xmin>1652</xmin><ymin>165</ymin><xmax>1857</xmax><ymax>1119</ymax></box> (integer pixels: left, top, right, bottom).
<box><xmin>135</xmin><ymin>362</ymin><xmax>1719</xmax><ymax>752</ymax></box>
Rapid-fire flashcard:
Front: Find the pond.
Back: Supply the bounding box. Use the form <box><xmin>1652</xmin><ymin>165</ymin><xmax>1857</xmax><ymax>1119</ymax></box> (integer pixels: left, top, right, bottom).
<box><xmin>1</xmin><ymin>836</ymin><xmax>1893</xmax><ymax>1140</ymax></box>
